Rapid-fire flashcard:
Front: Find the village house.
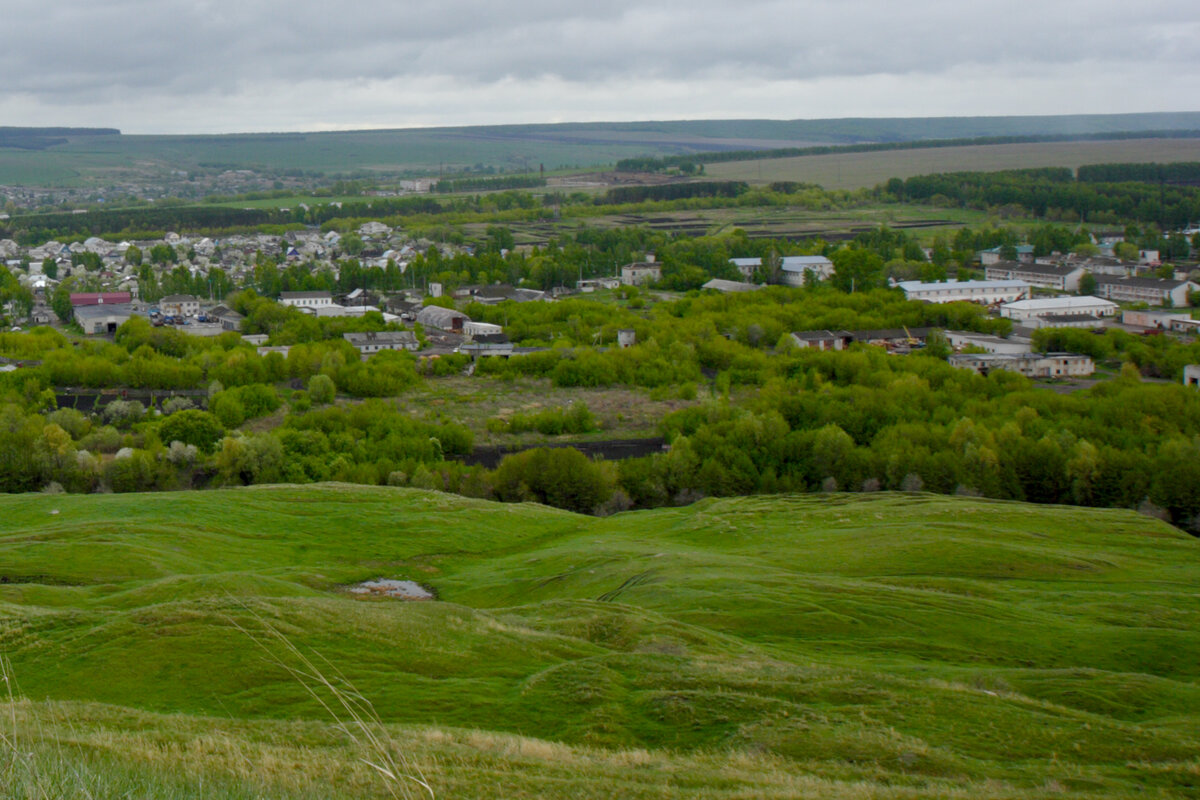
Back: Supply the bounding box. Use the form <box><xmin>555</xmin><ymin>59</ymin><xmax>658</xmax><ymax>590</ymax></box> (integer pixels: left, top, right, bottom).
<box><xmin>1184</xmin><ymin>365</ymin><xmax>1200</xmax><ymax>388</ymax></box>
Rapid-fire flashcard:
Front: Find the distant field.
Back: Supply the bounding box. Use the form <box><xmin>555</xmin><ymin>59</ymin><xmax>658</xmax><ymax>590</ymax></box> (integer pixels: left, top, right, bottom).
<box><xmin>1</xmin><ymin>486</ymin><xmax>1198</xmax><ymax>798</ymax></box>
<box><xmin>3</xmin><ymin>114</ymin><xmax>1200</xmax><ymax>188</ymax></box>
<box><xmin>706</xmin><ymin>137</ymin><xmax>1200</xmax><ymax>189</ymax></box>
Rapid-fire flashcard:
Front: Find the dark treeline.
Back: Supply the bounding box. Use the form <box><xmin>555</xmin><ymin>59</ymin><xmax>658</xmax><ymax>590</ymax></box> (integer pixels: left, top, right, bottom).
<box><xmin>615</xmin><ymin>131</ymin><xmax>1200</xmax><ymax>172</ymax></box>
<box><xmin>1076</xmin><ymin>162</ymin><xmax>1200</xmax><ymax>184</ymax></box>
<box><xmin>601</xmin><ymin>182</ymin><xmax>749</xmax><ymax>204</ymax></box>
<box><xmin>434</xmin><ymin>175</ymin><xmax>547</xmax><ymax>193</ymax></box>
<box><xmin>2</xmin><ymin>206</ymin><xmax>277</xmax><ymax>244</ymax></box>
<box><xmin>896</xmin><ymin>168</ymin><xmax>1200</xmax><ymax>227</ymax></box>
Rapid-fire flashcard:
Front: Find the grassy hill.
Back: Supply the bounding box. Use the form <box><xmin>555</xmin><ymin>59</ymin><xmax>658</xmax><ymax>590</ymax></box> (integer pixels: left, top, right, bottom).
<box><xmin>3</xmin><ymin>112</ymin><xmax>1199</xmax><ymax>187</ymax></box>
<box><xmin>1</xmin><ymin>486</ymin><xmax>1198</xmax><ymax>798</ymax></box>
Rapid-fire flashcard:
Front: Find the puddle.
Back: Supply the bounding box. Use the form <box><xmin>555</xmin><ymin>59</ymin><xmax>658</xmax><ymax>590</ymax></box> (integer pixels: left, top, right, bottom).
<box><xmin>348</xmin><ymin>579</ymin><xmax>434</xmax><ymax>600</ymax></box>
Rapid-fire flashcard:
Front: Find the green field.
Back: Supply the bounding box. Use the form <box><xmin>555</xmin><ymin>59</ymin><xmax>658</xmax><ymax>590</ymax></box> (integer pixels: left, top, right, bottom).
<box><xmin>705</xmin><ymin>138</ymin><xmax>1200</xmax><ymax>190</ymax></box>
<box><xmin>2</xmin><ymin>486</ymin><xmax>1198</xmax><ymax>798</ymax></box>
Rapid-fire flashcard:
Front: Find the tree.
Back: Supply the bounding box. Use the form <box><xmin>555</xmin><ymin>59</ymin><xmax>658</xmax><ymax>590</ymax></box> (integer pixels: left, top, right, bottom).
<box><xmin>51</xmin><ymin>278</ymin><xmax>75</xmax><ymax>322</ymax></box>
<box><xmin>308</xmin><ymin>373</ymin><xmax>336</xmax><ymax>405</ymax></box>
<box><xmin>340</xmin><ymin>232</ymin><xmax>364</xmax><ymax>256</ymax></box>
<box><xmin>126</xmin><ymin>245</ymin><xmax>143</xmax><ymax>266</ymax></box>
<box><xmin>158</xmin><ymin>409</ymin><xmax>224</xmax><ymax>454</ymax></box>
<box><xmin>41</xmin><ymin>257</ymin><xmax>57</xmax><ymax>279</ymax></box>
<box><xmin>1114</xmin><ymin>241</ymin><xmax>1140</xmax><ymax>262</ymax></box>
<box><xmin>1078</xmin><ymin>272</ymin><xmax>1098</xmax><ymax>296</ymax></box>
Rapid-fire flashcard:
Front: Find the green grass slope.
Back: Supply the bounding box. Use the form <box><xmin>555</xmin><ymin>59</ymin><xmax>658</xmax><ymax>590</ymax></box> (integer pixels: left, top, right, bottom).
<box><xmin>1</xmin><ymin>486</ymin><xmax>1198</xmax><ymax>798</ymax></box>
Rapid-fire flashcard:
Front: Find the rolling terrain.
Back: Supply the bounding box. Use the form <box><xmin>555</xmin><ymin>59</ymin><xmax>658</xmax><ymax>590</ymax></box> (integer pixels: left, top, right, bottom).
<box><xmin>2</xmin><ymin>113</ymin><xmax>1199</xmax><ymax>187</ymax></box>
<box><xmin>1</xmin><ymin>486</ymin><xmax>1198</xmax><ymax>798</ymax></box>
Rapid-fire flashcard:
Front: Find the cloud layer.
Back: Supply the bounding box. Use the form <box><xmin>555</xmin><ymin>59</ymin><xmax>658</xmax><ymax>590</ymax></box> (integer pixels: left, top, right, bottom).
<box><xmin>1</xmin><ymin>0</ymin><xmax>1197</xmax><ymax>132</ymax></box>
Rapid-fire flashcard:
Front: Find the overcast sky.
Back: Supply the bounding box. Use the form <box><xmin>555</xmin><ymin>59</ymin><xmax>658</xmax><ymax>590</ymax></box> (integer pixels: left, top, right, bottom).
<box><xmin>1</xmin><ymin>0</ymin><xmax>1197</xmax><ymax>134</ymax></box>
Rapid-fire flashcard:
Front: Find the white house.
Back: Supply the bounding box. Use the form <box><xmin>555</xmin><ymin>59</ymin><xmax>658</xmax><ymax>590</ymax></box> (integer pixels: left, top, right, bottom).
<box><xmin>897</xmin><ymin>279</ymin><xmax>1031</xmax><ymax>305</ymax></box>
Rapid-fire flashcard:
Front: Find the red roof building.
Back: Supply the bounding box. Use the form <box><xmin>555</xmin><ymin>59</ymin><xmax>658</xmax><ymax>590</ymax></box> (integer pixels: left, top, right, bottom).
<box><xmin>70</xmin><ymin>292</ymin><xmax>132</xmax><ymax>307</ymax></box>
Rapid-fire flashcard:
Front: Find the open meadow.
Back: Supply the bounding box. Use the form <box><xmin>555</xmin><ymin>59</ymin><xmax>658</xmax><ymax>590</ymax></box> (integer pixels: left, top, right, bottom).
<box><xmin>2</xmin><ymin>485</ymin><xmax>1198</xmax><ymax>798</ymax></box>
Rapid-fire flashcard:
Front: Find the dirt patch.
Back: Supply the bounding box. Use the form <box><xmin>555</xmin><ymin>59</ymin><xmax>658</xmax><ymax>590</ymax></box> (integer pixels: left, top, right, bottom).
<box><xmin>348</xmin><ymin>579</ymin><xmax>434</xmax><ymax>600</ymax></box>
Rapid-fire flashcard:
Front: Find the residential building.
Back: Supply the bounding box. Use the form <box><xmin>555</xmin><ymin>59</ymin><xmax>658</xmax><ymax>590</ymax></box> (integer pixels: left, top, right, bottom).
<box><xmin>897</xmin><ymin>279</ymin><xmax>1031</xmax><ymax>305</ymax></box>
<box><xmin>779</xmin><ymin>256</ymin><xmax>834</xmax><ymax>287</ymax></box>
<box><xmin>984</xmin><ymin>261</ymin><xmax>1086</xmax><ymax>292</ymax></box>
<box><xmin>978</xmin><ymin>245</ymin><xmax>1035</xmax><ymax>265</ymax></box>
<box><xmin>1184</xmin><ymin>365</ymin><xmax>1200</xmax><ymax>388</ymax></box>
<box><xmin>949</xmin><ymin>352</ymin><xmax>1094</xmax><ymax>378</ymax></box>
<box><xmin>1121</xmin><ymin>309</ymin><xmax>1193</xmax><ymax>329</ymax></box>
<box><xmin>729</xmin><ymin>257</ymin><xmax>761</xmax><ymax>280</ymax></box>
<box><xmin>1094</xmin><ymin>276</ymin><xmax>1198</xmax><ymax>307</ymax></box>
<box><xmin>620</xmin><ymin>262</ymin><xmax>662</xmax><ymax>286</ymax></box>
<box><xmin>159</xmin><ymin>294</ymin><xmax>200</xmax><ymax>317</ymax></box>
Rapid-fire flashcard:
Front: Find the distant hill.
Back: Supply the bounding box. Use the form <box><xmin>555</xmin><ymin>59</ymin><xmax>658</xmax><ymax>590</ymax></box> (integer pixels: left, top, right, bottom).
<box><xmin>1</xmin><ymin>113</ymin><xmax>1198</xmax><ymax>187</ymax></box>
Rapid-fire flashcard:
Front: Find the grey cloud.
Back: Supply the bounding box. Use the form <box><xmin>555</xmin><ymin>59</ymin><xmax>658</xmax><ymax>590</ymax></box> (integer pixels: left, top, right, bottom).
<box><xmin>0</xmin><ymin>0</ymin><xmax>1196</xmax><ymax>128</ymax></box>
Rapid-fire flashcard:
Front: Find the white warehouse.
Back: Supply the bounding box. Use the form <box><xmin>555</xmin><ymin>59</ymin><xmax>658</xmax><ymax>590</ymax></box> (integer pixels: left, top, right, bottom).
<box><xmin>1000</xmin><ymin>296</ymin><xmax>1118</xmax><ymax>324</ymax></box>
<box><xmin>897</xmin><ymin>279</ymin><xmax>1031</xmax><ymax>305</ymax></box>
